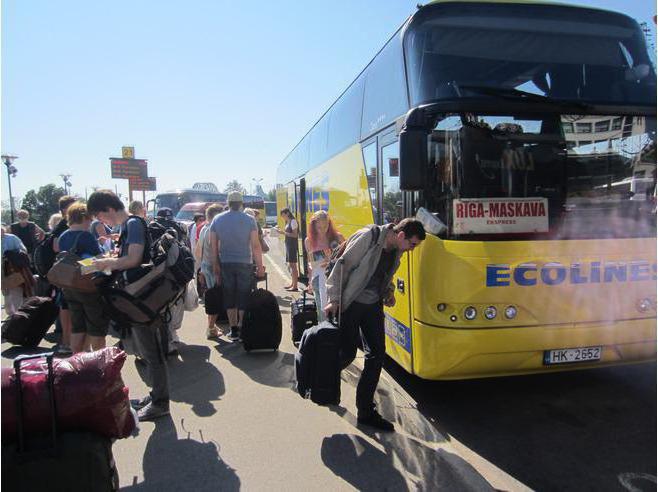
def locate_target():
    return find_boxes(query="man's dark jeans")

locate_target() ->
[339,301,385,417]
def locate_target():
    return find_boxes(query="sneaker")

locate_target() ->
[130,395,152,410]
[137,401,170,421]
[206,328,219,340]
[357,410,395,432]
[228,327,240,341]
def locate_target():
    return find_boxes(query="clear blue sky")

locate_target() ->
[2,0,654,202]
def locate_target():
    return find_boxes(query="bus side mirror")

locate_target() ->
[399,107,430,191]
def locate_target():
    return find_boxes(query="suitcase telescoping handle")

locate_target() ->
[327,257,345,329]
[13,352,58,454]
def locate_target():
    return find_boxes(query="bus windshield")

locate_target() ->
[405,3,656,107]
[425,114,656,240]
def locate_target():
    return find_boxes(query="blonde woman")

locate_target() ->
[304,211,343,321]
[48,213,63,232]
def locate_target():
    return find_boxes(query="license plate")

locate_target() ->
[543,346,602,365]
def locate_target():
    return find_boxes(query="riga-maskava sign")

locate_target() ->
[453,197,549,234]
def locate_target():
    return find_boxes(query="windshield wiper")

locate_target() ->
[457,84,592,110]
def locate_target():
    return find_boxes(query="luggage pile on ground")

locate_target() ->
[1,296,59,348]
[2,347,136,440]
[1,349,133,490]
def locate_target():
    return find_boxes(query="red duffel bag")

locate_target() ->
[2,347,136,441]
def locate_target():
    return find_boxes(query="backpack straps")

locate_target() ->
[118,215,151,264]
[69,231,84,256]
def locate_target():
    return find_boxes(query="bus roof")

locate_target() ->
[424,0,618,16]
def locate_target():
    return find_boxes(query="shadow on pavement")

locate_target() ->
[135,344,225,417]
[321,433,492,492]
[384,359,657,491]
[339,365,446,445]
[121,415,240,492]
[213,340,296,390]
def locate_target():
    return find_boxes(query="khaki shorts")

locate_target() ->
[63,289,110,337]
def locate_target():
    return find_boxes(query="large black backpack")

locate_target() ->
[1,297,59,347]
[101,218,195,325]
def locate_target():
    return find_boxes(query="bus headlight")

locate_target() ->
[464,306,477,320]
[484,306,497,320]
[504,306,517,319]
[638,298,652,312]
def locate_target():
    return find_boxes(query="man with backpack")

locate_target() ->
[87,189,171,421]
[324,218,426,432]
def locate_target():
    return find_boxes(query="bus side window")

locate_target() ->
[381,141,402,224]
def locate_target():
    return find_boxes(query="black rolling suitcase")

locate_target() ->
[291,290,317,345]
[295,320,341,405]
[2,353,119,491]
[1,296,59,347]
[241,275,282,352]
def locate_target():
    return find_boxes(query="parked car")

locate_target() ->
[175,202,224,227]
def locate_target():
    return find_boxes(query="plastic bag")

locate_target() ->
[1,347,136,441]
[184,280,199,312]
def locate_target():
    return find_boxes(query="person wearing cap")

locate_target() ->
[209,191,265,341]
[155,207,187,242]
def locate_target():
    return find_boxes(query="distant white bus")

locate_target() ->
[264,201,277,227]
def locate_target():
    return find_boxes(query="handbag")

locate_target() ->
[184,280,199,311]
[47,234,99,293]
[2,272,24,290]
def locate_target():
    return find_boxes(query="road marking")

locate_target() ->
[265,253,291,283]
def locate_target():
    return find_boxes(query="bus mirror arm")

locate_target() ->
[399,106,434,191]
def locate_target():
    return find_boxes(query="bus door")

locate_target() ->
[379,133,414,373]
[295,178,309,281]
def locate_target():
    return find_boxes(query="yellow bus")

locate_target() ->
[276,0,657,379]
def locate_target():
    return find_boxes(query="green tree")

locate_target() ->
[1,198,22,225]
[21,184,66,229]
[266,188,276,201]
[224,180,247,194]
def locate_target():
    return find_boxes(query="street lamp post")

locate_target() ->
[2,155,19,223]
[60,174,72,195]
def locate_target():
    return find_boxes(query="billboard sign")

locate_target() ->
[110,158,148,179]
[129,176,157,191]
